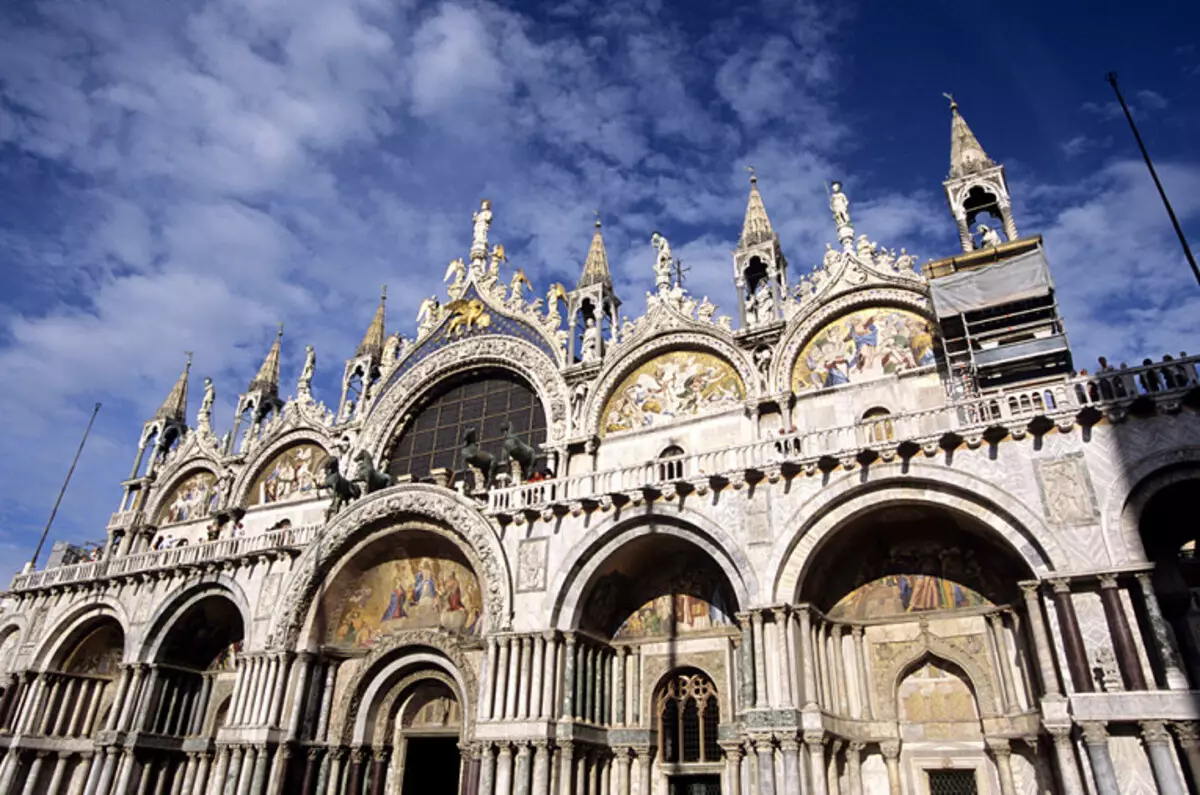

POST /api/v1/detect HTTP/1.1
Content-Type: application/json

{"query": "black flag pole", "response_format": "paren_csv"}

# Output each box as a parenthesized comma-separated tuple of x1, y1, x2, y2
(30, 402, 102, 570)
(1106, 72, 1200, 287)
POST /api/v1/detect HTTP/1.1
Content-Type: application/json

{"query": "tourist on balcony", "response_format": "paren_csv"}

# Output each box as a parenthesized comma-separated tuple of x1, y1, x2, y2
(1140, 359, 1161, 393)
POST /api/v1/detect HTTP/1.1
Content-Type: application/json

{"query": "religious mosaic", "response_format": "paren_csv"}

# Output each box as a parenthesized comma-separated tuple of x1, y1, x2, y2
(155, 470, 218, 526)
(828, 542, 994, 620)
(63, 625, 123, 677)
(247, 443, 328, 506)
(792, 307, 937, 392)
(583, 550, 735, 640)
(322, 537, 483, 649)
(601, 350, 744, 436)
(898, 660, 981, 741)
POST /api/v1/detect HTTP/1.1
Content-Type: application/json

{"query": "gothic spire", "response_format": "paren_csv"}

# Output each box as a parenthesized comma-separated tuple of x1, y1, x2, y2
(739, 170, 776, 248)
(947, 95, 996, 179)
(577, 216, 613, 290)
(356, 287, 387, 359)
(248, 325, 283, 394)
(153, 354, 192, 423)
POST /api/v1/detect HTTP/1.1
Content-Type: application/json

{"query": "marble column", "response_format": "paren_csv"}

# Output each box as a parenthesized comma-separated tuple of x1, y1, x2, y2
(316, 663, 337, 742)
(369, 750, 387, 795)
(850, 627, 871, 719)
(514, 745, 532, 795)
(249, 745, 270, 795)
(1048, 727, 1085, 795)
(496, 745, 514, 795)
(737, 615, 755, 712)
(987, 613, 1018, 712)
(780, 740, 801, 795)
(324, 749, 344, 795)
(287, 655, 312, 739)
(1049, 580, 1093, 692)
(562, 636, 577, 720)
(47, 753, 70, 795)
(751, 613, 768, 708)
(1080, 723, 1119, 795)
(235, 746, 257, 795)
(988, 739, 1017, 795)
(1141, 721, 1186, 795)
(506, 639, 521, 721)
(19, 752, 46, 795)
(193, 754, 213, 795)
(772, 610, 794, 708)
(541, 633, 558, 720)
(1173, 723, 1200, 792)
(531, 742, 550, 795)
(495, 639, 511, 722)
(723, 745, 743, 795)
(845, 742, 863, 795)
(207, 748, 230, 795)
(636, 753, 650, 795)
(1097, 575, 1148, 690)
(1136, 573, 1190, 690)
(830, 625, 848, 715)
(755, 740, 775, 795)
(880, 741, 901, 795)
(93, 748, 121, 795)
(1019, 582, 1063, 697)
(530, 636, 545, 721)
(180, 755, 198, 795)
(614, 648, 628, 726)
(805, 733, 828, 795)
(798, 608, 817, 708)
(483, 637, 499, 720)
(519, 638, 533, 720)
(556, 742, 573, 795)
(478, 745, 496, 795)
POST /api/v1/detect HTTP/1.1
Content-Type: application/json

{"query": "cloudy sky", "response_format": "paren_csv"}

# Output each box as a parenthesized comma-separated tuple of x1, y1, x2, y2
(1, 0, 1197, 575)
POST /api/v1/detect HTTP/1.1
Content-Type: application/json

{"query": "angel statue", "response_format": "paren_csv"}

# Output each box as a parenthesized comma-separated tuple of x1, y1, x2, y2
(823, 242, 839, 270)
(417, 295, 440, 335)
(488, 244, 507, 282)
(697, 296, 717, 323)
(829, 181, 851, 228)
(198, 377, 216, 428)
(895, 248, 918, 274)
(510, 269, 533, 302)
(650, 232, 673, 293)
(298, 345, 316, 397)
(976, 224, 1003, 249)
(444, 258, 466, 293)
(545, 283, 567, 325)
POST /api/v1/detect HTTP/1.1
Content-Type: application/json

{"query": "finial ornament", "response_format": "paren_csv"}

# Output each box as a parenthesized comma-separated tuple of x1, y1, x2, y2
(593, 209, 601, 228)
(943, 91, 958, 111)
(276, 322, 284, 338)
(380, 285, 387, 302)
(184, 351, 194, 368)
(745, 165, 757, 183)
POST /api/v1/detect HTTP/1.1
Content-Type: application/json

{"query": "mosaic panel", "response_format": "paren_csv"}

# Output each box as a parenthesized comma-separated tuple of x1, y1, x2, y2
(155, 470, 218, 526)
(322, 536, 483, 649)
(601, 350, 744, 436)
(830, 575, 990, 620)
(792, 306, 936, 391)
(62, 625, 123, 677)
(247, 443, 328, 506)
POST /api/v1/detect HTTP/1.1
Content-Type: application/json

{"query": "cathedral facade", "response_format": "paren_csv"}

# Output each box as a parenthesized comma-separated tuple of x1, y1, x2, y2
(1, 102, 1199, 795)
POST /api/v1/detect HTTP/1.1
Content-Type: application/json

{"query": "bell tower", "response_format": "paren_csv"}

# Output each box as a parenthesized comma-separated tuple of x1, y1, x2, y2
(943, 95, 1018, 252)
(566, 217, 620, 365)
(733, 171, 787, 328)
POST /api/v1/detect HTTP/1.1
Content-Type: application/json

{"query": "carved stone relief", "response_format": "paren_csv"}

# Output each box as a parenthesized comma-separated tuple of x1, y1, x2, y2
(516, 538, 548, 592)
(1034, 453, 1099, 527)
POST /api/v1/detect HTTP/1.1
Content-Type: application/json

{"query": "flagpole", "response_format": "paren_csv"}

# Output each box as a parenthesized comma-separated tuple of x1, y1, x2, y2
(30, 402, 102, 570)
(1106, 72, 1200, 287)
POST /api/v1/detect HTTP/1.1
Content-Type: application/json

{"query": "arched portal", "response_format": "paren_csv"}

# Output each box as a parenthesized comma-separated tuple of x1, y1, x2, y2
(1137, 478, 1200, 685)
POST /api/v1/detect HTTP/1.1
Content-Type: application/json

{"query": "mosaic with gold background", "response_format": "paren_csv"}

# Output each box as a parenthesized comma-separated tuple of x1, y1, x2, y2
(155, 470, 218, 526)
(248, 443, 328, 506)
(602, 350, 744, 436)
(792, 307, 937, 392)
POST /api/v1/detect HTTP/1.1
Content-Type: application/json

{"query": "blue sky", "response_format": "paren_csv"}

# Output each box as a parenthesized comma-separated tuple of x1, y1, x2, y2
(1, 0, 1198, 576)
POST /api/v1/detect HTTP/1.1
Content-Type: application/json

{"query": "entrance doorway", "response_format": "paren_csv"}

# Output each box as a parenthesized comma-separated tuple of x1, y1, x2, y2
(401, 737, 461, 795)
(668, 775, 721, 795)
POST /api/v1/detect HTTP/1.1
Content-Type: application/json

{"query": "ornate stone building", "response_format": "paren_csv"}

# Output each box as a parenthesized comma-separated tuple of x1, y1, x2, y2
(1, 101, 1199, 795)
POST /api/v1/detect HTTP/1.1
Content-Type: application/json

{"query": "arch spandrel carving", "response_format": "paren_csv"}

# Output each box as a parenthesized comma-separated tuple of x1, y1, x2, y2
(773, 287, 931, 393)
(360, 336, 569, 461)
(874, 632, 1000, 721)
(583, 330, 759, 440)
(266, 485, 513, 650)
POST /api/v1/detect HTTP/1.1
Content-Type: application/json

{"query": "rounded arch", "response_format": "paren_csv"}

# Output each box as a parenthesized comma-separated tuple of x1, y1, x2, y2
(266, 485, 514, 649)
(32, 599, 130, 672)
(137, 578, 252, 664)
(229, 429, 335, 509)
(584, 329, 758, 439)
(769, 463, 1066, 604)
(144, 462, 222, 528)
(0, 619, 25, 674)
(549, 505, 759, 631)
(774, 287, 932, 393)
(361, 337, 570, 459)
(1110, 448, 1200, 563)
(336, 631, 477, 746)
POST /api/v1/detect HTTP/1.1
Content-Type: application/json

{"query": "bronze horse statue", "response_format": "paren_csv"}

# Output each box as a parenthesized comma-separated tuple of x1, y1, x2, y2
(354, 449, 393, 493)
(323, 457, 361, 521)
(500, 421, 537, 479)
(461, 428, 499, 491)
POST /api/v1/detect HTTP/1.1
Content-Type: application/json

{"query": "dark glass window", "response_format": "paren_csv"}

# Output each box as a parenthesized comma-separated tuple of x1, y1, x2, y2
(657, 670, 720, 765)
(928, 770, 979, 795)
(386, 370, 546, 482)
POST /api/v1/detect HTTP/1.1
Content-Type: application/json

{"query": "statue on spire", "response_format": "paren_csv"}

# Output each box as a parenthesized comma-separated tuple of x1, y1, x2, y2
(650, 232, 673, 294)
(471, 199, 493, 261)
(829, 181, 855, 249)
(298, 345, 316, 399)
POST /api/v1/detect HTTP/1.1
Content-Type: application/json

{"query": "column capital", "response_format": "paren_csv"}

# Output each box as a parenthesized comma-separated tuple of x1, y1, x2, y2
(986, 738, 1012, 758)
(802, 730, 824, 747)
(850, 624, 865, 638)
(516, 742, 532, 758)
(720, 743, 744, 761)
(1080, 721, 1109, 745)
(1019, 580, 1042, 597)
(846, 741, 866, 756)
(373, 747, 389, 763)
(1135, 571, 1154, 588)
(329, 747, 347, 761)
(531, 740, 552, 752)
(1049, 578, 1073, 594)
(780, 737, 801, 752)
(1097, 573, 1119, 590)
(879, 739, 901, 760)
(1173, 722, 1200, 747)
(306, 747, 322, 760)
(1141, 720, 1172, 746)
(564, 634, 577, 649)
(986, 611, 1005, 628)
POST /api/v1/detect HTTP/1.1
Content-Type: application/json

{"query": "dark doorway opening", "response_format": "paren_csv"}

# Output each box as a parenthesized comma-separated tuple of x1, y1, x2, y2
(402, 737, 461, 795)
(669, 774, 721, 795)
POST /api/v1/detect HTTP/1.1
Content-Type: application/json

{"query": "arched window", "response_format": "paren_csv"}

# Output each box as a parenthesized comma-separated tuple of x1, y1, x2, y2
(861, 407, 894, 443)
(658, 445, 685, 481)
(656, 670, 720, 764)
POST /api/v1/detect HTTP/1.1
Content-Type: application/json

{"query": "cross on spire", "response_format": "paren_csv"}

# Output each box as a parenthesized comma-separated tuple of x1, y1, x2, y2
(672, 257, 690, 288)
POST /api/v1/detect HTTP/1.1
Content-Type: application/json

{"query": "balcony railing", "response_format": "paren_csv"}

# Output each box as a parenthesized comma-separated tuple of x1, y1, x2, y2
(9, 355, 1197, 592)
(9, 523, 320, 592)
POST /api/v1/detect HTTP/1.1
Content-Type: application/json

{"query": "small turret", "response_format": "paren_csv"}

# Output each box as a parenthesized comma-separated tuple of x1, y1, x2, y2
(942, 95, 1018, 252)
(131, 354, 192, 479)
(339, 288, 387, 421)
(566, 217, 621, 365)
(233, 326, 285, 452)
(733, 170, 787, 329)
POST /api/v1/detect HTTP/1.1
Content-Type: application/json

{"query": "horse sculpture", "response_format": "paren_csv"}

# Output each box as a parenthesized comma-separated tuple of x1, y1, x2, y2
(323, 457, 361, 521)
(461, 428, 499, 492)
(500, 421, 537, 480)
(354, 449, 393, 494)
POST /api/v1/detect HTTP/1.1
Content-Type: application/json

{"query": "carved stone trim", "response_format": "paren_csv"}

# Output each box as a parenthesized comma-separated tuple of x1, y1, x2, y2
(874, 630, 999, 721)
(364, 664, 465, 746)
(265, 484, 514, 648)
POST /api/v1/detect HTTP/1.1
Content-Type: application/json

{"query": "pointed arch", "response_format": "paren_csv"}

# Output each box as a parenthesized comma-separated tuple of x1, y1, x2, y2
(879, 639, 999, 721)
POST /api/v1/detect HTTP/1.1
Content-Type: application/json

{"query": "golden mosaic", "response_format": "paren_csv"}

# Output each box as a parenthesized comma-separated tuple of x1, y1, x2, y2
(792, 307, 936, 391)
(602, 350, 743, 436)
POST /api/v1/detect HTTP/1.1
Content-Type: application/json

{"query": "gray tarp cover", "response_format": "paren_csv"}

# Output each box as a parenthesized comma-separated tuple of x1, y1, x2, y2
(930, 247, 1053, 317)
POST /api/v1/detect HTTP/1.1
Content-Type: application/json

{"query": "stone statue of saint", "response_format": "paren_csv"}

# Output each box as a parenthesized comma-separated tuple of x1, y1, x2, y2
(571, 383, 589, 426)
(472, 200, 493, 254)
(382, 333, 401, 365)
(417, 296, 440, 334)
(823, 243, 839, 270)
(754, 280, 774, 324)
(977, 224, 1003, 248)
(199, 377, 215, 421)
(580, 316, 601, 362)
(830, 181, 851, 228)
(650, 232, 673, 293)
(895, 248, 917, 273)
(299, 345, 316, 396)
(697, 296, 716, 323)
